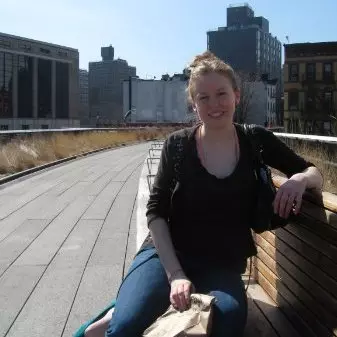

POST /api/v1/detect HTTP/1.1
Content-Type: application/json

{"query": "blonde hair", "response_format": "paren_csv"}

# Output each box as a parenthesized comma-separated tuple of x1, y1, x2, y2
(186, 51, 239, 103)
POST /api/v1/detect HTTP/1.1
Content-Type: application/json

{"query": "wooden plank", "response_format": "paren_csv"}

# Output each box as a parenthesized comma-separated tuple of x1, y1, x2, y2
(277, 226, 337, 282)
(283, 224, 337, 263)
(244, 293, 279, 337)
(292, 213, 337, 246)
(261, 229, 337, 292)
(254, 269, 318, 337)
(255, 260, 334, 337)
(301, 199, 337, 229)
(256, 243, 337, 330)
(256, 234, 337, 314)
(246, 280, 300, 337)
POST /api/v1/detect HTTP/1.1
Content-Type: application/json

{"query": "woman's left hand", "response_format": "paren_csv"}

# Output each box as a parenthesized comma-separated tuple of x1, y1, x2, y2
(273, 173, 307, 218)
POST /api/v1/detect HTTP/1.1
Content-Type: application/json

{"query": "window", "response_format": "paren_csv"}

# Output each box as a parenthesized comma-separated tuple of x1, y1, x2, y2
(323, 63, 332, 80)
(306, 63, 315, 80)
(41, 124, 49, 129)
(288, 91, 299, 110)
(21, 124, 30, 130)
(0, 125, 9, 130)
(289, 64, 299, 82)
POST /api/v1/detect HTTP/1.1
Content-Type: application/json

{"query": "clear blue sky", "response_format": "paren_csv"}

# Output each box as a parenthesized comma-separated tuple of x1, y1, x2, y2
(2, 0, 337, 78)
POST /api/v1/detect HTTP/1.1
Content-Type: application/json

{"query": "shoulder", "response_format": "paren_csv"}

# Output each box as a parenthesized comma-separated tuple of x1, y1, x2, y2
(235, 123, 275, 141)
(166, 126, 195, 140)
(165, 125, 197, 146)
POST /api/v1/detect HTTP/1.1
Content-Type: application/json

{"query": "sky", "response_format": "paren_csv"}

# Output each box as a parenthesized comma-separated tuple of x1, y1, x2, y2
(1, 0, 337, 79)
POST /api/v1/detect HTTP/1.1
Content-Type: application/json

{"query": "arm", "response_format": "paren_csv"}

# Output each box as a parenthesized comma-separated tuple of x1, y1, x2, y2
(146, 138, 186, 282)
(254, 126, 323, 191)
(254, 126, 323, 217)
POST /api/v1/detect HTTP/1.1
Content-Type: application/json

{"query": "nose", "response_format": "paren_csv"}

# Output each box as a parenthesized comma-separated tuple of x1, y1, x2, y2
(208, 95, 220, 108)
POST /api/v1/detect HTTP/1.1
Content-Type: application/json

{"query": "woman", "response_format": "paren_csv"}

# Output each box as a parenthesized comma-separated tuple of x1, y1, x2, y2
(81, 51, 323, 337)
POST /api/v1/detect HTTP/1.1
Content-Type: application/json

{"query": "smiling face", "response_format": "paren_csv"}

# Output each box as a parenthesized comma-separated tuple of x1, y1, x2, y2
(191, 72, 240, 129)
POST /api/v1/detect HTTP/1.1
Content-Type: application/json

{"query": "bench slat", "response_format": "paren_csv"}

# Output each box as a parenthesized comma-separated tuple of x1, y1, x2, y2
(255, 245, 337, 333)
(255, 267, 331, 337)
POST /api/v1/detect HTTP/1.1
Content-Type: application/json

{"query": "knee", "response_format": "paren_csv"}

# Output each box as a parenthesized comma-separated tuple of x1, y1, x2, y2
(209, 290, 247, 336)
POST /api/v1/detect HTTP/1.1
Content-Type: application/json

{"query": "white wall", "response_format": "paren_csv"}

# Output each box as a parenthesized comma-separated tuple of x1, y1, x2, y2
(123, 78, 188, 123)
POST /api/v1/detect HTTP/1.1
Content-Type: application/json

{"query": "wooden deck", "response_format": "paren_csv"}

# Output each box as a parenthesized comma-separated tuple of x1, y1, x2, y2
(0, 141, 301, 337)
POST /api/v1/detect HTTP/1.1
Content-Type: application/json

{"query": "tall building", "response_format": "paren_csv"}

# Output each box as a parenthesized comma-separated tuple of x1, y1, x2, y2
(123, 75, 189, 123)
(207, 4, 282, 123)
(283, 42, 337, 135)
(78, 69, 89, 124)
(89, 46, 136, 123)
(0, 32, 79, 130)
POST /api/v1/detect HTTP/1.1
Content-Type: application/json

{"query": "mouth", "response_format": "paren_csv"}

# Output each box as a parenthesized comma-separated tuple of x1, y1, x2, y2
(208, 111, 225, 119)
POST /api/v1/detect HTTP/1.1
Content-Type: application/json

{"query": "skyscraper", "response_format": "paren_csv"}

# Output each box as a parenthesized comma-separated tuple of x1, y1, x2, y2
(207, 4, 282, 123)
(89, 46, 136, 123)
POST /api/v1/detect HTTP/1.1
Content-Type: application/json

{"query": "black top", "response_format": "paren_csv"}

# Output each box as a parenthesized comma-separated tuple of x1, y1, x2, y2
(145, 123, 315, 273)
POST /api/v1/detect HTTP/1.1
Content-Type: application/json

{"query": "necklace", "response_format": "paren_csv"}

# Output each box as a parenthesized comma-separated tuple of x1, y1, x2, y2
(197, 124, 239, 169)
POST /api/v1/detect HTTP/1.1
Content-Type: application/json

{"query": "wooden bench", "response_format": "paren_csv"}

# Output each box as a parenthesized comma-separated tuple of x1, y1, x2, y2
(249, 175, 337, 337)
(143, 140, 337, 337)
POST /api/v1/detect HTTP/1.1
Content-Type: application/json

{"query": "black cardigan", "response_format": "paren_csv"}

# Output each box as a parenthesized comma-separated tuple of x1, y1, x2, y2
(144, 123, 315, 272)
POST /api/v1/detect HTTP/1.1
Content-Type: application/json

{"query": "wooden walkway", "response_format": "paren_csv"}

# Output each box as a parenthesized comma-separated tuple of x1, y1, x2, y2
(0, 141, 303, 337)
(0, 143, 149, 337)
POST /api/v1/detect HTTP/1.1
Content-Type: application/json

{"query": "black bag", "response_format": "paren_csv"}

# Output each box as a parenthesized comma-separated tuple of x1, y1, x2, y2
(243, 124, 289, 233)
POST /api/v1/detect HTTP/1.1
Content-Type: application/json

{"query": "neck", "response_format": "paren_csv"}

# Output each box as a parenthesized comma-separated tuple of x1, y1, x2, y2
(200, 123, 235, 143)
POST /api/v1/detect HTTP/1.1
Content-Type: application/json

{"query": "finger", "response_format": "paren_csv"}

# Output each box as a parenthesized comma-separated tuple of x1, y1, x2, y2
(175, 284, 186, 311)
(284, 193, 296, 218)
(183, 283, 191, 307)
(278, 192, 289, 218)
(294, 194, 303, 214)
(273, 189, 282, 214)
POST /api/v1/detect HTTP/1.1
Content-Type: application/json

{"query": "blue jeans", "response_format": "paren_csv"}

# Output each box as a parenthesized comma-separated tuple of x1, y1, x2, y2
(106, 247, 247, 337)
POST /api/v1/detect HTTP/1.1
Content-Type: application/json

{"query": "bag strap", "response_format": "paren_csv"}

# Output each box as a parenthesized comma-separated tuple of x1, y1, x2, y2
(243, 123, 265, 168)
(169, 135, 188, 193)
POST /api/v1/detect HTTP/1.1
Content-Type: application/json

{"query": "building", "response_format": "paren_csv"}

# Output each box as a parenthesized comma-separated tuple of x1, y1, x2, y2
(89, 46, 136, 124)
(207, 3, 282, 123)
(78, 69, 89, 124)
(123, 75, 189, 123)
(237, 77, 277, 126)
(0, 32, 80, 130)
(283, 42, 337, 135)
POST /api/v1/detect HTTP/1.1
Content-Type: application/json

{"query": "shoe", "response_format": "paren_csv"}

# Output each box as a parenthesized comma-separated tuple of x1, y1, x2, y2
(73, 299, 116, 337)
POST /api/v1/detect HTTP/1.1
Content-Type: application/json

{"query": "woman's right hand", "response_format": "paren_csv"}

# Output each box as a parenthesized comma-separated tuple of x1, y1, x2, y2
(169, 271, 195, 312)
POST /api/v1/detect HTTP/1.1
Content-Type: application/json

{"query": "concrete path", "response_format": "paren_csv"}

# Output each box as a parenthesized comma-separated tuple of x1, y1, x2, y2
(0, 143, 150, 337)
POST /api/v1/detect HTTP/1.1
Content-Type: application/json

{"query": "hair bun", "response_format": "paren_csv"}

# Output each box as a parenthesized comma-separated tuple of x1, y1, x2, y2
(189, 51, 217, 69)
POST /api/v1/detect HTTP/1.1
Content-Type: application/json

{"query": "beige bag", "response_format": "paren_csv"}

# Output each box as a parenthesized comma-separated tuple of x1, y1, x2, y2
(142, 293, 216, 337)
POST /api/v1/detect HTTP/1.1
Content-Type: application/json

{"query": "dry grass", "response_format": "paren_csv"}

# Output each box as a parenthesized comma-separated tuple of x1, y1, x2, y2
(272, 141, 337, 195)
(0, 127, 174, 176)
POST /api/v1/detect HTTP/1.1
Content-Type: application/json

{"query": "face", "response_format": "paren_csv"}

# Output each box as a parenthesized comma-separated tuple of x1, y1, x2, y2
(191, 72, 240, 129)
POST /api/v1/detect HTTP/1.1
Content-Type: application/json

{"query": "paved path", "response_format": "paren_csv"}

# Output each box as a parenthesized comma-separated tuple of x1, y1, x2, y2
(0, 143, 150, 337)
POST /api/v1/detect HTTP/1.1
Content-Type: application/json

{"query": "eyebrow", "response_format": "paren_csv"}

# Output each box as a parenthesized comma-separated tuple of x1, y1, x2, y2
(197, 88, 227, 95)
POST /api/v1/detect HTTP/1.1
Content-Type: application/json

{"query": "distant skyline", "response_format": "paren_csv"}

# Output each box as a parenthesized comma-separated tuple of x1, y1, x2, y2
(2, 0, 337, 78)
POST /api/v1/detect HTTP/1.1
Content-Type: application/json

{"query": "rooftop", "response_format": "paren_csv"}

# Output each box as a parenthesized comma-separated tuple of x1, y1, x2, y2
(0, 31, 78, 52)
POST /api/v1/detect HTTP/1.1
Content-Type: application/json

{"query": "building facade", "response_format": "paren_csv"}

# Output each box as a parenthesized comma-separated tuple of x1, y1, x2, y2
(0, 32, 80, 130)
(78, 69, 89, 125)
(283, 42, 337, 135)
(123, 75, 189, 123)
(89, 46, 136, 124)
(238, 79, 277, 126)
(207, 4, 282, 123)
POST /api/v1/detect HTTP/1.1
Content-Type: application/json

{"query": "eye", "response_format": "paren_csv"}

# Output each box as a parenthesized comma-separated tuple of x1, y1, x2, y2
(218, 92, 227, 96)
(200, 96, 208, 101)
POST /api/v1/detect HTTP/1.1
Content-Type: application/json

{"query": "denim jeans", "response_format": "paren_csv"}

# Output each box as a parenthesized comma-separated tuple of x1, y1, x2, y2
(105, 247, 247, 337)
